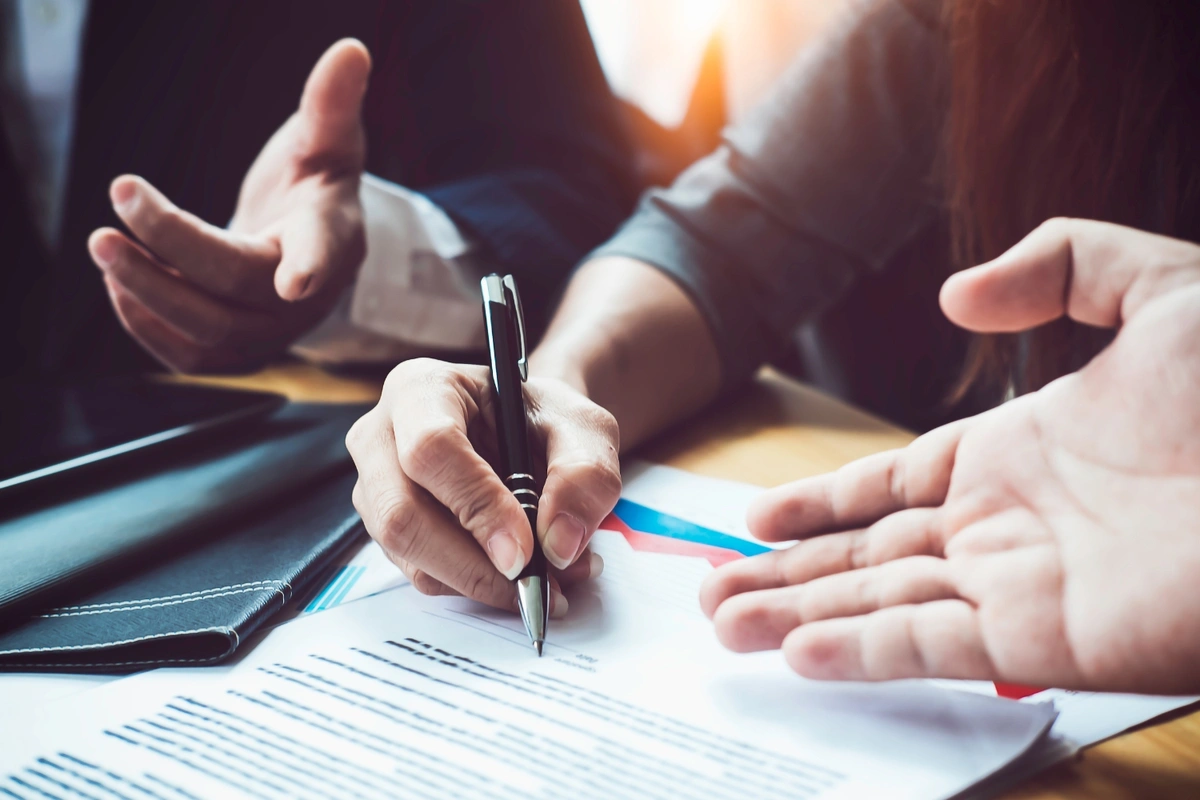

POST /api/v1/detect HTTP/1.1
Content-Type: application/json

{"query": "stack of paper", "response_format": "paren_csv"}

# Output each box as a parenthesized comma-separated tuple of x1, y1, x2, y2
(0, 462, 1194, 799)
(1, 530, 1056, 799)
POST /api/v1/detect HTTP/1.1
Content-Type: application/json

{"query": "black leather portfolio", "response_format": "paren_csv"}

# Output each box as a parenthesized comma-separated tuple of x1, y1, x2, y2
(0, 402, 370, 672)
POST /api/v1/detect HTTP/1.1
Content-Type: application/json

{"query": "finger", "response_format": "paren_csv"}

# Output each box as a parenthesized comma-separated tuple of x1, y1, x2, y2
(108, 176, 280, 304)
(104, 278, 211, 373)
(91, 228, 275, 350)
(711, 557, 959, 653)
(747, 419, 971, 542)
(294, 38, 371, 161)
(384, 364, 534, 581)
(393, 555, 456, 597)
(782, 600, 996, 682)
(940, 217, 1200, 333)
(391, 547, 600, 595)
(554, 548, 604, 586)
(535, 403, 622, 570)
(347, 413, 530, 612)
(700, 508, 945, 618)
(275, 202, 363, 302)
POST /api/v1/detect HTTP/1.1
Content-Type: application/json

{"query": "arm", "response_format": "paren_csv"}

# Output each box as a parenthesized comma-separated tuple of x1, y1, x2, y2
(530, 257, 720, 452)
(533, 0, 949, 446)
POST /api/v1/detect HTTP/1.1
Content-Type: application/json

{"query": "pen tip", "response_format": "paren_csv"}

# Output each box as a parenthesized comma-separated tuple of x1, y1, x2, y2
(534, 640, 543, 657)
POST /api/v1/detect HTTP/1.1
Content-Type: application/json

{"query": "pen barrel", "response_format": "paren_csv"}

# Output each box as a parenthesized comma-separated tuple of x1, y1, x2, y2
(483, 300, 533, 480)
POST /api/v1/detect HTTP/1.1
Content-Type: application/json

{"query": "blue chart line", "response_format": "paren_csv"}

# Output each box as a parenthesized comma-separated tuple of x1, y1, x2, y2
(305, 566, 365, 613)
(325, 567, 364, 609)
(613, 498, 770, 556)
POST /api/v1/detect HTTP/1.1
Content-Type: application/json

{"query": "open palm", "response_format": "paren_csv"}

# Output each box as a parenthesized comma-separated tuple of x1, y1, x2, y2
(701, 219, 1200, 693)
(89, 40, 370, 372)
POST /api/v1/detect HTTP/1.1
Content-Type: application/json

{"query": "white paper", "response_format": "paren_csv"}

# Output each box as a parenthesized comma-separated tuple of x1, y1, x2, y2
(931, 682, 1200, 749)
(0, 672, 114, 721)
(301, 540, 410, 615)
(1025, 689, 1198, 747)
(1, 532, 1053, 800)
(621, 461, 786, 549)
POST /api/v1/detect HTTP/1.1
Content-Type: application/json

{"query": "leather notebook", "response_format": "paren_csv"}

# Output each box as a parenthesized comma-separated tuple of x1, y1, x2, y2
(0, 402, 370, 672)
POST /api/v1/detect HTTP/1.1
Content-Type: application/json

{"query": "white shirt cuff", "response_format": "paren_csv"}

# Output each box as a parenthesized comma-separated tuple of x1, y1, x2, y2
(290, 174, 488, 365)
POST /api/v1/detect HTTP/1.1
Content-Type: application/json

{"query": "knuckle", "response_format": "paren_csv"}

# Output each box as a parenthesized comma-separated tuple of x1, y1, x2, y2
(572, 402, 620, 448)
(552, 455, 623, 509)
(448, 561, 499, 604)
(592, 407, 621, 444)
(344, 414, 371, 455)
(885, 454, 908, 509)
(848, 530, 873, 570)
(410, 570, 444, 596)
(402, 423, 461, 482)
(590, 458, 623, 502)
(1041, 216, 1075, 231)
(141, 204, 182, 243)
(373, 492, 420, 558)
(383, 357, 442, 392)
(778, 546, 810, 585)
(450, 481, 503, 539)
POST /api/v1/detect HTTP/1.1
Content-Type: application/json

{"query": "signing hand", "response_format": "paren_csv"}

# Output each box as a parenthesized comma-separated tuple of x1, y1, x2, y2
(88, 39, 371, 372)
(701, 219, 1200, 694)
(345, 360, 622, 614)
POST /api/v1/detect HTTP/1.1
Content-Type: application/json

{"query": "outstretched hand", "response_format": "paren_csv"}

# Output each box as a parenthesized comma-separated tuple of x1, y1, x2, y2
(701, 219, 1200, 693)
(88, 39, 371, 372)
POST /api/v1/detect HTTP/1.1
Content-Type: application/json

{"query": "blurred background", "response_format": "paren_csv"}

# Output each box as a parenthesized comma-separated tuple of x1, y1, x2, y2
(581, 0, 846, 186)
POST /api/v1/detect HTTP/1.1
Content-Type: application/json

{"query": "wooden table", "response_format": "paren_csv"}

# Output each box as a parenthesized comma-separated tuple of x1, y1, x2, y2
(192, 362, 1200, 799)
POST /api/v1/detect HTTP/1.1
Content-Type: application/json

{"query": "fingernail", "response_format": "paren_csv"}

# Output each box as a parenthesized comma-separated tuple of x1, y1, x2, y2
(587, 551, 604, 579)
(111, 180, 138, 214)
(486, 530, 523, 580)
(91, 237, 117, 269)
(550, 587, 569, 619)
(544, 514, 586, 569)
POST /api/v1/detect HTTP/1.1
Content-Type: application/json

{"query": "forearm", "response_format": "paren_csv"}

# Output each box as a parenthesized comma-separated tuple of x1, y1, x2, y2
(529, 257, 721, 451)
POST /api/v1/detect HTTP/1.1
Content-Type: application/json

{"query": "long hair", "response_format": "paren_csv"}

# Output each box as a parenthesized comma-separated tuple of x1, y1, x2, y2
(944, 0, 1200, 394)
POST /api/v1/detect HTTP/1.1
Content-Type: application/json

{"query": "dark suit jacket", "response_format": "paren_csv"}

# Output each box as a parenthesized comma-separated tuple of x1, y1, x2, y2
(1, 0, 635, 378)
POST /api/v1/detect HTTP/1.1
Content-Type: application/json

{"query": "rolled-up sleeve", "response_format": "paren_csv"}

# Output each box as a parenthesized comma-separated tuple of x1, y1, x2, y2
(588, 0, 947, 390)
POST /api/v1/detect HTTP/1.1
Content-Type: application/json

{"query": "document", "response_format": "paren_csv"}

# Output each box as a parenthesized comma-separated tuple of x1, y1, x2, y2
(0, 532, 1054, 800)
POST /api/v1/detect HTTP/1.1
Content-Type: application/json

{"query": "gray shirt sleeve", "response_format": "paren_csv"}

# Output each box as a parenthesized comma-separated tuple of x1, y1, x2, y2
(589, 0, 948, 391)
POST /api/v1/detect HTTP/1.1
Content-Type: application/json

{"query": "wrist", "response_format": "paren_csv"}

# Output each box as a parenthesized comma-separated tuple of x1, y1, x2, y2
(528, 343, 595, 399)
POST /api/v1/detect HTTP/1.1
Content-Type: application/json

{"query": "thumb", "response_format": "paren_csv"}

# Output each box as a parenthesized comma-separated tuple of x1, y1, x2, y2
(940, 218, 1200, 333)
(294, 38, 371, 161)
(274, 203, 364, 302)
(535, 403, 622, 571)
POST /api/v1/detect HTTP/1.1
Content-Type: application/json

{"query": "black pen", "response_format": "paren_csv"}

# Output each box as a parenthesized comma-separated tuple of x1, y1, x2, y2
(481, 274, 549, 655)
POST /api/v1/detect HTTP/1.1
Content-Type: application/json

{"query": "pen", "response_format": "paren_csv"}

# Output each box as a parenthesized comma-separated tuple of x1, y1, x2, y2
(481, 274, 549, 655)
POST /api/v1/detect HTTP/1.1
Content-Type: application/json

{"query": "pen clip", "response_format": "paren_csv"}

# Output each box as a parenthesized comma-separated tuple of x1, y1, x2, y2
(502, 274, 529, 382)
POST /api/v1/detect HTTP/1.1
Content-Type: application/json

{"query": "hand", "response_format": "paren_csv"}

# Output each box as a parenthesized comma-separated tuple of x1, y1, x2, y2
(87, 39, 371, 373)
(700, 219, 1200, 693)
(345, 360, 622, 613)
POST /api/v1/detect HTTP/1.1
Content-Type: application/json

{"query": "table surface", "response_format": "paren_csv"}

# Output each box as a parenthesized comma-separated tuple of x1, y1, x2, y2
(188, 362, 1200, 799)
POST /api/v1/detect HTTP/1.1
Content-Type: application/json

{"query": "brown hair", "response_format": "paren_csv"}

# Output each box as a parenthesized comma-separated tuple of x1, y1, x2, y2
(944, 0, 1200, 395)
